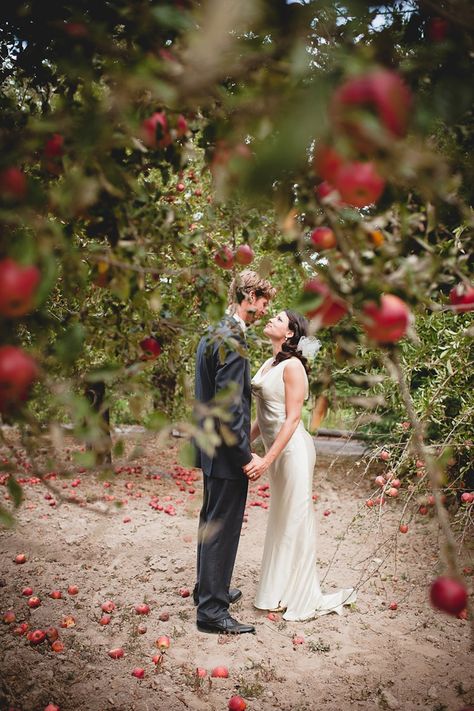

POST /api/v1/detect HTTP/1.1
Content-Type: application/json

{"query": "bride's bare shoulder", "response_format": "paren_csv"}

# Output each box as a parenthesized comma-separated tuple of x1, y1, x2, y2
(283, 357, 306, 376)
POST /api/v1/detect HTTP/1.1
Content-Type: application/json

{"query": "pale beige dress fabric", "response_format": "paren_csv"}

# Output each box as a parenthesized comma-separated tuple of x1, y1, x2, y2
(252, 357, 356, 621)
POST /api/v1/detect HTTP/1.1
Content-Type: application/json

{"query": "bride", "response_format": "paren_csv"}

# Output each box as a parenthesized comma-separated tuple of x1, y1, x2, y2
(243, 309, 356, 621)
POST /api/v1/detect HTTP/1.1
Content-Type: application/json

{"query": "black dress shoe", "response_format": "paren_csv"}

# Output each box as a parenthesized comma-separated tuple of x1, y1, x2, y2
(229, 588, 242, 604)
(193, 588, 242, 606)
(197, 615, 255, 635)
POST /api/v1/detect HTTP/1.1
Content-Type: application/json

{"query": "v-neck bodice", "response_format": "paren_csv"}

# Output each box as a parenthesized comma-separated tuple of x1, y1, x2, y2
(251, 357, 308, 449)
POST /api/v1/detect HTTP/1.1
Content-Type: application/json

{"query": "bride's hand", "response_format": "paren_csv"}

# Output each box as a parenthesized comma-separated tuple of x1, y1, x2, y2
(243, 453, 269, 480)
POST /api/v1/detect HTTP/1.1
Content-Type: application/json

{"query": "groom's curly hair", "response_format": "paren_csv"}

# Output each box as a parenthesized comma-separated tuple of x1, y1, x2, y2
(228, 269, 276, 307)
(273, 310, 310, 375)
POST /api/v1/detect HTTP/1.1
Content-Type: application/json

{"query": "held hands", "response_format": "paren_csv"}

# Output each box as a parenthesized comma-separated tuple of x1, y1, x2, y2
(243, 453, 270, 481)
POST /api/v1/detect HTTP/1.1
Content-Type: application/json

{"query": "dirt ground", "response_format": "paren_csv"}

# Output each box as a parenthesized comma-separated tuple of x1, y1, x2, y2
(0, 427, 472, 711)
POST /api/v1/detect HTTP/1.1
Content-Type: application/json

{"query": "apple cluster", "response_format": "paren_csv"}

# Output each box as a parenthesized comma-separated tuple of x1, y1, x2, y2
(140, 111, 189, 150)
(314, 69, 413, 209)
(303, 68, 473, 342)
(213, 243, 254, 270)
(0, 258, 41, 413)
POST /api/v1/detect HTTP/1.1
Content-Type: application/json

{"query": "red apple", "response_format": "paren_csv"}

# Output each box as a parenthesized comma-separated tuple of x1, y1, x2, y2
(0, 258, 41, 318)
(427, 17, 449, 42)
(228, 696, 247, 711)
(379, 450, 390, 461)
(137, 623, 147, 634)
(389, 601, 398, 610)
(391, 478, 401, 488)
(64, 21, 88, 37)
(45, 627, 59, 643)
(22, 586, 33, 596)
(141, 111, 170, 148)
(101, 600, 116, 613)
(51, 640, 65, 653)
(99, 614, 111, 626)
(44, 705, 60, 711)
(67, 585, 79, 595)
(449, 284, 474, 313)
(310, 227, 337, 250)
(176, 114, 188, 136)
(461, 493, 474, 503)
(134, 603, 150, 615)
(362, 294, 411, 343)
(27, 596, 41, 609)
(213, 246, 234, 270)
(399, 524, 409, 534)
(156, 634, 171, 651)
(60, 615, 75, 628)
(28, 629, 46, 645)
(3, 610, 16, 624)
(131, 667, 145, 679)
(331, 69, 412, 143)
(178, 587, 190, 598)
(176, 182, 185, 192)
(235, 244, 254, 265)
(314, 180, 341, 204)
(13, 622, 29, 636)
(158, 611, 170, 621)
(0, 346, 39, 411)
(0, 167, 27, 201)
(49, 590, 62, 599)
(292, 635, 305, 645)
(332, 161, 385, 207)
(211, 666, 229, 678)
(366, 499, 374, 508)
(44, 134, 64, 159)
(14, 553, 27, 564)
(196, 667, 207, 678)
(140, 337, 161, 359)
(303, 279, 348, 327)
(314, 144, 344, 183)
(108, 647, 124, 659)
(430, 576, 468, 616)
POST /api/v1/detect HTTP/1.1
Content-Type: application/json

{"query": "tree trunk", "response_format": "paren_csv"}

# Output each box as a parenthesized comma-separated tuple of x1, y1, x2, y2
(84, 381, 112, 464)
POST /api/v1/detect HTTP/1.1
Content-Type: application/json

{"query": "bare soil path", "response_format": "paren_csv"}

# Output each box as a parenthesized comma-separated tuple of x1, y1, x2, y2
(0, 429, 472, 711)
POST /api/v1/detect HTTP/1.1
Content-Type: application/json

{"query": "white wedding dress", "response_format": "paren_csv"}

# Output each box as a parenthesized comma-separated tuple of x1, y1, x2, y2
(251, 356, 357, 621)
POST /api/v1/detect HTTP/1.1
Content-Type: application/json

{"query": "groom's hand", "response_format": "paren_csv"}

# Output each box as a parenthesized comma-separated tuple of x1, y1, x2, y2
(243, 453, 268, 481)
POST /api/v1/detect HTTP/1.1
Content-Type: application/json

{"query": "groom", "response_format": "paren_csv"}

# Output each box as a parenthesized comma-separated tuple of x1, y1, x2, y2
(193, 269, 275, 634)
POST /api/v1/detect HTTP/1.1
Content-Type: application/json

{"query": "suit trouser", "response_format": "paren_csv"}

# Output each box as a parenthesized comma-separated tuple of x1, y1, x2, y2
(195, 473, 248, 622)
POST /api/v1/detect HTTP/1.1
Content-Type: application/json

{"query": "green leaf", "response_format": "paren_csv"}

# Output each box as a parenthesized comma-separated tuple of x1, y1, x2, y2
(0, 504, 15, 528)
(179, 441, 198, 468)
(109, 272, 131, 301)
(54, 323, 85, 365)
(7, 476, 23, 508)
(152, 6, 194, 31)
(144, 411, 170, 431)
(97, 467, 115, 481)
(36, 253, 58, 306)
(113, 439, 125, 457)
(85, 366, 121, 384)
(73, 450, 96, 467)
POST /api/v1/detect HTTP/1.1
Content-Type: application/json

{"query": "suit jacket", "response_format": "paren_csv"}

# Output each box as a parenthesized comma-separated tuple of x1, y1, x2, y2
(194, 315, 252, 480)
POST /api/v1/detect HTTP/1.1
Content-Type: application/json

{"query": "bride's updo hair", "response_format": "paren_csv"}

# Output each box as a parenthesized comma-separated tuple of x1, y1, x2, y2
(273, 310, 310, 375)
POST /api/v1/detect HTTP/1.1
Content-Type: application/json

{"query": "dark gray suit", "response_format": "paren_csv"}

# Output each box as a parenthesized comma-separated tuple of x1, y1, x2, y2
(194, 315, 252, 622)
